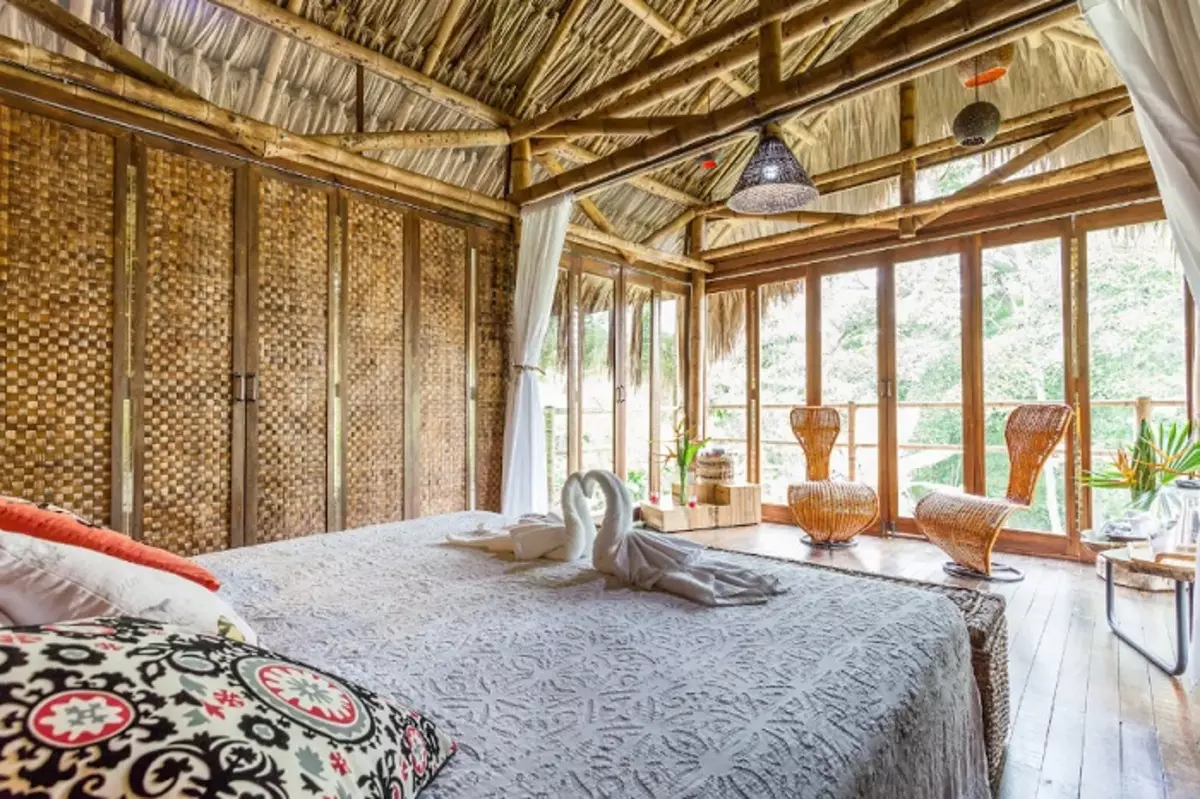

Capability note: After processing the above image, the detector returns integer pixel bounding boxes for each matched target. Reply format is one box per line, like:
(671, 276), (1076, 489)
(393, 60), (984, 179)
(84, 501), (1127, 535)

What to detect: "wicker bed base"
(713, 548), (1010, 793)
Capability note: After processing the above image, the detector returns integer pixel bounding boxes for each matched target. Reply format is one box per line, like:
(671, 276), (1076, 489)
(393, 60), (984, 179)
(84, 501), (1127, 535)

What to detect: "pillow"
(0, 617), (455, 798)
(0, 496), (219, 590)
(0, 531), (256, 644)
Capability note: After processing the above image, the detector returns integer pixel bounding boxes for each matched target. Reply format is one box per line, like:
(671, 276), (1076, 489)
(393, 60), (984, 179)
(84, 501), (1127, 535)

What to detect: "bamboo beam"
(613, 0), (756, 100)
(567, 224), (712, 273)
(512, 0), (1079, 204)
(552, 142), (704, 207)
(510, 0), (822, 141)
(309, 128), (511, 151)
(6, 0), (201, 99)
(759, 16), (784, 92)
(539, 153), (639, 262)
(514, 0), (590, 114)
(205, 0), (509, 126)
(914, 96), (1131, 228)
(538, 115), (703, 138)
(1044, 25), (1106, 55)
(512, 138), (534, 194)
(559, 0), (882, 130)
(250, 0), (304, 119)
(654, 0), (701, 57)
(711, 207), (893, 227)
(898, 80), (917, 238)
(703, 148), (1150, 259)
(422, 0), (468, 75)
(811, 85), (1130, 189)
(0, 33), (515, 219)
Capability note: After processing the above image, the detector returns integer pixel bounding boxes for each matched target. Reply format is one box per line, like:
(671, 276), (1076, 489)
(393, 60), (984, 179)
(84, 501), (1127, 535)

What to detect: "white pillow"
(0, 530), (255, 643)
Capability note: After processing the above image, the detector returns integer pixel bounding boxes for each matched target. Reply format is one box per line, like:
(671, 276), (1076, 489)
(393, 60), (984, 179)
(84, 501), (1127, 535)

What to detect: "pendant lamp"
(726, 130), (819, 215)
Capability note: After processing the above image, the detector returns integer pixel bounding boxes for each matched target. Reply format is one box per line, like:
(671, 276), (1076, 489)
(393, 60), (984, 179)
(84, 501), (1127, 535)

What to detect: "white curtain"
(500, 194), (575, 517)
(1082, 0), (1200, 687)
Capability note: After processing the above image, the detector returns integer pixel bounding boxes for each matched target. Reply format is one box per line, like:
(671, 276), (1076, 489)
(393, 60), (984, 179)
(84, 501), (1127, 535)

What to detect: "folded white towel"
(587, 470), (787, 606)
(445, 474), (595, 561)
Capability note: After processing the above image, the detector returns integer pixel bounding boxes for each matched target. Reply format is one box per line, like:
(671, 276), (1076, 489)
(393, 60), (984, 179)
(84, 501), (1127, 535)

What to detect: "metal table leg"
(1105, 559), (1192, 677)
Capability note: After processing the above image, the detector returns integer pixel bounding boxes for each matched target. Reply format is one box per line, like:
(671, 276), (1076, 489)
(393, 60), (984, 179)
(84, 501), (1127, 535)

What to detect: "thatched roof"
(0, 1), (1136, 252)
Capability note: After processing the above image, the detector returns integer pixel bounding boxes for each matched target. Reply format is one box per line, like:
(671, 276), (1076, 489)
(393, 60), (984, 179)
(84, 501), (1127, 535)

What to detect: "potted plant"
(666, 418), (708, 506)
(1082, 419), (1200, 539)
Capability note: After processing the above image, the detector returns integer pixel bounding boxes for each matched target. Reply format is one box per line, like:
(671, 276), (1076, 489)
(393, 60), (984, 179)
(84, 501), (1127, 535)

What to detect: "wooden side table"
(1100, 547), (1195, 676)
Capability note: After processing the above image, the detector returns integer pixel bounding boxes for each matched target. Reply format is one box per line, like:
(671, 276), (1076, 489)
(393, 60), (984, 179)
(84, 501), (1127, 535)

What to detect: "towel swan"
(446, 473), (594, 561)
(586, 469), (787, 606)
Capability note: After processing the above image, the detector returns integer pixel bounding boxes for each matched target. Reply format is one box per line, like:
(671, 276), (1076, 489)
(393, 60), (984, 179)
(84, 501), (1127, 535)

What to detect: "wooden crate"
(715, 483), (762, 525)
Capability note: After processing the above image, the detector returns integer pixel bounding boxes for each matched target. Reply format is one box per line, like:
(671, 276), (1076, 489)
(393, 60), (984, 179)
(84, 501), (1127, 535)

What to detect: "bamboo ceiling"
(0, 0), (1138, 252)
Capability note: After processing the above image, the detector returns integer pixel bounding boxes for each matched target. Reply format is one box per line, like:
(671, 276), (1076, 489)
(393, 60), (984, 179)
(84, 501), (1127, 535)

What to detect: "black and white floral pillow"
(0, 617), (455, 798)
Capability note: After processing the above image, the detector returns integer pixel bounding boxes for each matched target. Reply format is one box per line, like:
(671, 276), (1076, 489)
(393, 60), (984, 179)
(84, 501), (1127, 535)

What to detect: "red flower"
(96, 642), (122, 651)
(203, 702), (225, 719)
(329, 751), (349, 776)
(213, 689), (244, 707)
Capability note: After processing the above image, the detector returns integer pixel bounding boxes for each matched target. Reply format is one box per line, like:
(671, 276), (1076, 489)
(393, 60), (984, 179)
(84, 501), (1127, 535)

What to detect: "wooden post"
(1060, 217), (1083, 553)
(1076, 229), (1093, 535)
(567, 259), (583, 475)
(649, 292), (662, 497)
(1187, 280), (1198, 424)
(898, 81), (917, 239)
(113, 0), (124, 46)
(805, 266), (822, 405)
(847, 400), (858, 481)
(511, 138), (534, 194)
(1135, 396), (1153, 430)
(686, 217), (707, 439)
(877, 257), (897, 531)
(961, 235), (986, 495)
(747, 286), (761, 485)
(354, 64), (365, 134)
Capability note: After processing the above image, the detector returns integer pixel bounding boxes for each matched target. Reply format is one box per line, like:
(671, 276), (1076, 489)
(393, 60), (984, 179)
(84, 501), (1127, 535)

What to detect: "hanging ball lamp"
(726, 131), (819, 215)
(956, 44), (1015, 88)
(953, 101), (1002, 147)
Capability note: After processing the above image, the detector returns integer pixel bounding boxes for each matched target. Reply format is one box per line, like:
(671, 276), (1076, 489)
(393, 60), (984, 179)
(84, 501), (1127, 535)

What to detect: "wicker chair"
(787, 407), (879, 548)
(915, 403), (1072, 582)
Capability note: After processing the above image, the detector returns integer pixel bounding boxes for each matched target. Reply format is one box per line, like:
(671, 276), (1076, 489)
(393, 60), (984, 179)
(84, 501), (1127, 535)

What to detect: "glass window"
(538, 269), (570, 509)
(1086, 222), (1187, 527)
(625, 284), (653, 502)
(579, 273), (615, 478)
(706, 290), (748, 481)
(822, 269), (879, 488)
(658, 294), (687, 496)
(982, 240), (1067, 533)
(895, 256), (964, 516)
(759, 279), (807, 503)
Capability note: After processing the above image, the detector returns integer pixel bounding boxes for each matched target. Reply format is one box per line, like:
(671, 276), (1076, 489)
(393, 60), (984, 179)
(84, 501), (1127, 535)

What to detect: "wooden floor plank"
(685, 525), (1194, 799)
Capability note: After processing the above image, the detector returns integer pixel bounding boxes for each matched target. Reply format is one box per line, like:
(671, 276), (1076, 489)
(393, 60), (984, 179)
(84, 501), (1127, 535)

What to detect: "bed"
(197, 512), (990, 799)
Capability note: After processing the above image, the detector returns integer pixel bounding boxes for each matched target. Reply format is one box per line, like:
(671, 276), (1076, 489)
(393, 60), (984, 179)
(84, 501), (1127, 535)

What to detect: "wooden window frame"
(712, 202), (1186, 562)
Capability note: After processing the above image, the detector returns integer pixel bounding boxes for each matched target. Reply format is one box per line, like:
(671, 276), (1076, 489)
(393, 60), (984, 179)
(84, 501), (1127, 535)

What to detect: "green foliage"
(1083, 419), (1200, 508)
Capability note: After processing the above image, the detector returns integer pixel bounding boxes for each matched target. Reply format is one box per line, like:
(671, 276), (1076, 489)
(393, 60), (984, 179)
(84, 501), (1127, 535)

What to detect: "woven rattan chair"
(787, 407), (879, 549)
(915, 403), (1072, 582)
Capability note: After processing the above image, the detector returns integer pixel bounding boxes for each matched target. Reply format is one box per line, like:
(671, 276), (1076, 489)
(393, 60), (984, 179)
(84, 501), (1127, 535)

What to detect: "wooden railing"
(708, 396), (1188, 481)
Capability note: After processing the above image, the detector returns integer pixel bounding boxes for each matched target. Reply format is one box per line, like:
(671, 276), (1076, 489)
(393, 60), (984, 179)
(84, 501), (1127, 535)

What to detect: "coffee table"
(1100, 547), (1195, 676)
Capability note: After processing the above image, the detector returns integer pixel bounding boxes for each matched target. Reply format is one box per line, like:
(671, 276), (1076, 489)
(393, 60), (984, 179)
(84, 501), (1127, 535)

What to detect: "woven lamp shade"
(727, 133), (819, 214)
(953, 101), (1002, 147)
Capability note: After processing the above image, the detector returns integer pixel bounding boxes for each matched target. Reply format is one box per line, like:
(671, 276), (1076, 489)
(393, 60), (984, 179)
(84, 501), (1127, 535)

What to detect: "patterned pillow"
(0, 617), (455, 798)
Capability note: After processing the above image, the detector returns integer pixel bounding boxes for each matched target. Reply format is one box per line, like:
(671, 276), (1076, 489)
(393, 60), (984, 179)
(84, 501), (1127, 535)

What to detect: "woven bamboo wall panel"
(142, 148), (234, 556)
(0, 106), (114, 523)
(419, 218), (468, 515)
(256, 177), (328, 542)
(345, 199), (405, 528)
(474, 228), (514, 512)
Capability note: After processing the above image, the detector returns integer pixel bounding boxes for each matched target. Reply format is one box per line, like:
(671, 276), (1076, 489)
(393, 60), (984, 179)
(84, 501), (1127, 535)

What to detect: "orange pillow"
(0, 497), (220, 591)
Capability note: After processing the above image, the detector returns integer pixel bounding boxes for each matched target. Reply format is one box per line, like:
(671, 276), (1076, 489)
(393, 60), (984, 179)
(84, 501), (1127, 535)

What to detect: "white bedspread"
(197, 512), (989, 799)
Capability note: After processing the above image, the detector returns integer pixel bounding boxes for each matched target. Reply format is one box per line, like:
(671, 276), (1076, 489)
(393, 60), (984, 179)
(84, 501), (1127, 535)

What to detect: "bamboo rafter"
(702, 148), (1150, 260)
(510, 0), (821, 141)
(6, 0), (200, 99)
(914, 96), (1132, 229)
(422, 0), (468, 76)
(309, 128), (511, 151)
(511, 0), (1080, 205)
